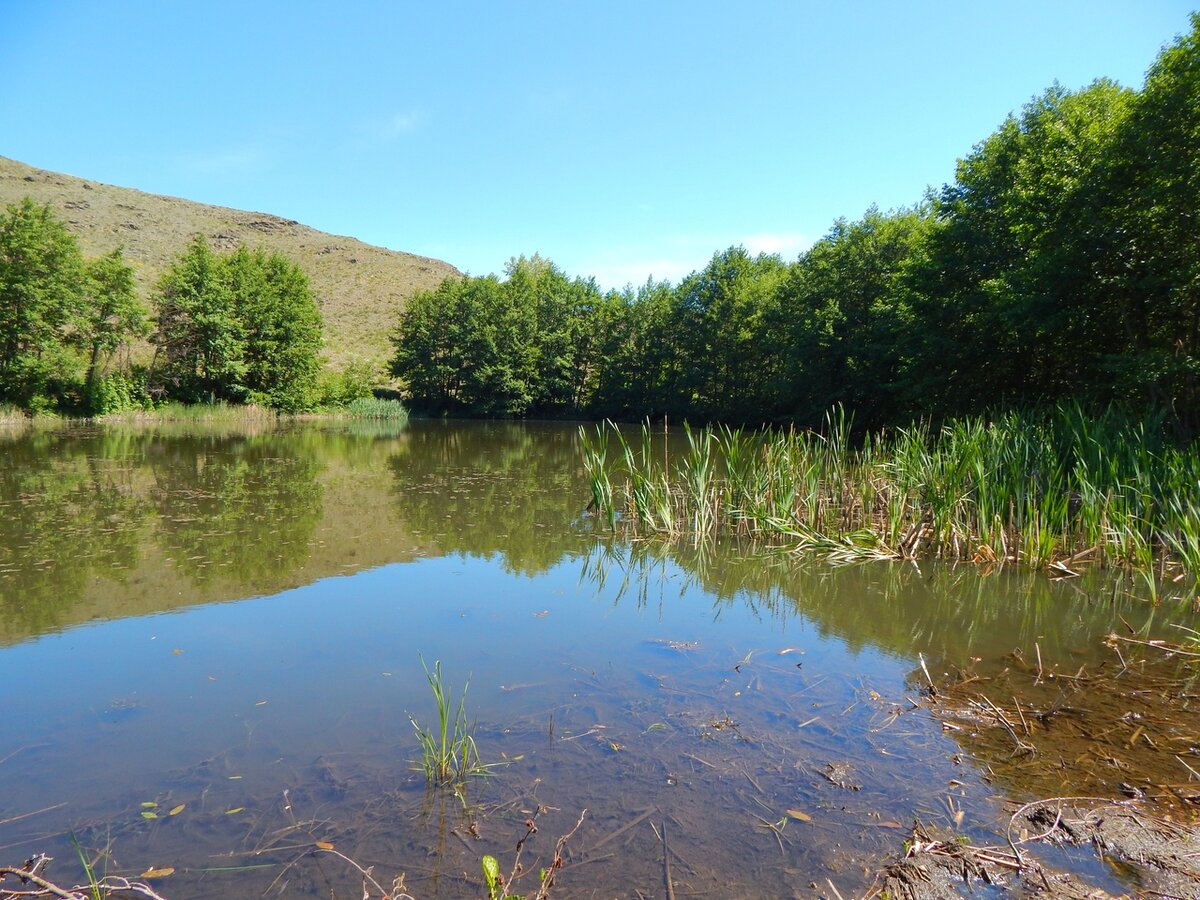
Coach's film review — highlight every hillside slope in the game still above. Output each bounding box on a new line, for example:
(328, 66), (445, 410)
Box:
(0, 156), (459, 370)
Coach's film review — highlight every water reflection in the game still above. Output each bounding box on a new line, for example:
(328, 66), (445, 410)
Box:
(146, 432), (324, 585)
(0, 420), (1187, 666)
(386, 421), (589, 575)
(578, 539), (1172, 663)
(0, 430), (149, 635)
(0, 420), (1198, 897)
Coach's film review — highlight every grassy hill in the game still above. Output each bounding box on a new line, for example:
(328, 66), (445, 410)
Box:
(0, 155), (459, 371)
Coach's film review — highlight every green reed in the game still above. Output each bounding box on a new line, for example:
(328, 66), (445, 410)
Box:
(578, 405), (1200, 586)
(409, 658), (487, 784)
(341, 396), (410, 421)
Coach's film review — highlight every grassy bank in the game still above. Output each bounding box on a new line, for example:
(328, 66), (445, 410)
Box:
(580, 407), (1200, 589)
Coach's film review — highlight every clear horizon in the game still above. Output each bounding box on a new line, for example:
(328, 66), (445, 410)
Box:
(1, 1), (1192, 289)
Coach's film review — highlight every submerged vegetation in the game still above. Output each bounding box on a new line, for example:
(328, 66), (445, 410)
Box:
(581, 406), (1200, 587)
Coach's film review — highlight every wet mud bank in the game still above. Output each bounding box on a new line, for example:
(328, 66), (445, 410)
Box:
(863, 636), (1200, 898)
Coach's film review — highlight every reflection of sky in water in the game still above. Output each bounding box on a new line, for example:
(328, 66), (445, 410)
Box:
(0, 550), (982, 896)
(0, 550), (905, 793)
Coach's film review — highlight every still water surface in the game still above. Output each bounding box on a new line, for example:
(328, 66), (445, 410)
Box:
(0, 421), (1196, 897)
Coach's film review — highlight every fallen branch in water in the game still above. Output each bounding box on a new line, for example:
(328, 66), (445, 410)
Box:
(1, 854), (169, 900)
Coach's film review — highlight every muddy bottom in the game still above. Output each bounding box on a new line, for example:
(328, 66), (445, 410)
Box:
(867, 637), (1200, 899)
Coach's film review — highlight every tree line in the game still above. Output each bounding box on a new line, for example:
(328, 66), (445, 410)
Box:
(393, 15), (1200, 430)
(0, 206), (326, 415)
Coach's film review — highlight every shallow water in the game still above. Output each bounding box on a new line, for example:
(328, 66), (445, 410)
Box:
(0, 420), (1197, 898)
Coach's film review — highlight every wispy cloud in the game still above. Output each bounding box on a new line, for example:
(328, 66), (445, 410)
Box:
(739, 231), (810, 258)
(175, 143), (269, 177)
(585, 258), (702, 291)
(579, 230), (812, 291)
(379, 109), (424, 139)
(354, 108), (426, 149)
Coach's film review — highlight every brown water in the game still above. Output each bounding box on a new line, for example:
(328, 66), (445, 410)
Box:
(0, 420), (1197, 898)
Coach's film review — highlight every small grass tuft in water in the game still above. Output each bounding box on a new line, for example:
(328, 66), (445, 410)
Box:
(409, 657), (488, 784)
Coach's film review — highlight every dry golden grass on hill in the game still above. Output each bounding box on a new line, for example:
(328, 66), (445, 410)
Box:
(0, 155), (459, 371)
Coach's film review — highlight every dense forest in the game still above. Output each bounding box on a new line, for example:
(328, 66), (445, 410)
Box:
(393, 16), (1200, 431)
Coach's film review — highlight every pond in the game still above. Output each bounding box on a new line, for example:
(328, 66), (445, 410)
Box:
(1, 420), (1198, 898)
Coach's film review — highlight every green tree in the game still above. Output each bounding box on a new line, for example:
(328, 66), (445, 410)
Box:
(906, 80), (1134, 415)
(152, 236), (246, 403)
(1101, 13), (1200, 416)
(0, 198), (86, 408)
(776, 207), (931, 427)
(151, 237), (323, 411)
(671, 247), (788, 421)
(504, 254), (603, 413)
(81, 248), (148, 400)
(391, 276), (472, 410)
(236, 247), (323, 412)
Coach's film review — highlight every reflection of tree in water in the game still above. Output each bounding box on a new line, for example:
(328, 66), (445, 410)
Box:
(0, 431), (148, 634)
(578, 539), (1180, 664)
(148, 433), (324, 587)
(387, 421), (589, 576)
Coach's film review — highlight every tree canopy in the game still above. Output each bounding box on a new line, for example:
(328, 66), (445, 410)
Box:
(391, 15), (1200, 432)
(151, 237), (323, 411)
(0, 199), (147, 413)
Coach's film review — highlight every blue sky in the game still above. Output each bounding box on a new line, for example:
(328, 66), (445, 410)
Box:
(0, 2), (1192, 289)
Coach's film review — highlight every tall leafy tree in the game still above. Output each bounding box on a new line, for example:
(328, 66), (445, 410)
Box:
(906, 80), (1133, 415)
(80, 248), (148, 396)
(0, 199), (86, 407)
(391, 276), (472, 410)
(151, 237), (323, 410)
(1101, 13), (1200, 415)
(776, 207), (931, 427)
(236, 247), (323, 412)
(671, 247), (788, 421)
(152, 236), (245, 403)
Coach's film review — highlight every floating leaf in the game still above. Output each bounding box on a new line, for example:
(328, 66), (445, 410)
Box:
(140, 811), (159, 819)
(228, 775), (242, 780)
(225, 807), (244, 815)
(171, 648), (184, 655)
(140, 867), (175, 879)
(141, 801), (158, 808)
(785, 809), (813, 822)
(255, 700), (268, 706)
(168, 804), (186, 816)
(315, 841), (334, 850)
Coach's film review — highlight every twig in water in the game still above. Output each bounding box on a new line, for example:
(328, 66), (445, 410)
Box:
(0, 803), (67, 828)
(659, 819), (676, 900)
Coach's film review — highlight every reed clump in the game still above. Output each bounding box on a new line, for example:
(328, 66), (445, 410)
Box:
(409, 658), (489, 784)
(341, 396), (410, 421)
(579, 406), (1200, 584)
